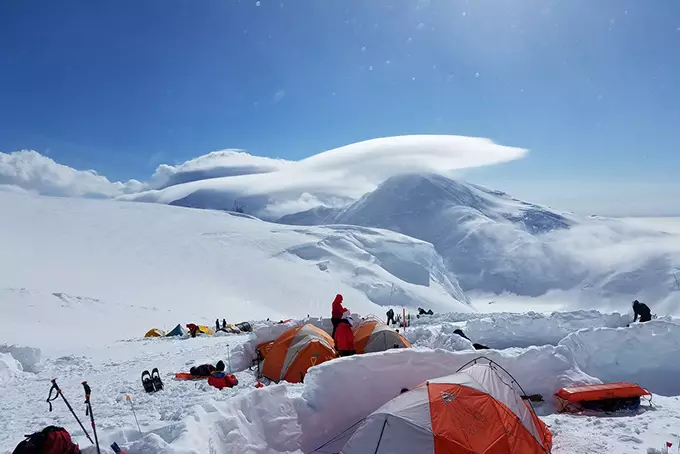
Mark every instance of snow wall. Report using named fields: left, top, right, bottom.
left=121, top=346, right=597, bottom=454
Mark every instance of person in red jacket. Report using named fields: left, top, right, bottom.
left=186, top=323, right=198, bottom=338
left=334, top=311, right=355, bottom=357
left=331, top=293, right=347, bottom=338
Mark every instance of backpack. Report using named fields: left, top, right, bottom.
left=12, top=426, right=80, bottom=454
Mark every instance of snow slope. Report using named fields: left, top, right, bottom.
left=0, top=191, right=470, bottom=352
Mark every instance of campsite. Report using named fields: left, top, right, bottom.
left=3, top=304, right=680, bottom=454
left=2, top=3, right=680, bottom=450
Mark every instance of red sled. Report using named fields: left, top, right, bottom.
left=208, top=373, right=238, bottom=389
left=556, top=382, right=651, bottom=413
left=174, top=373, right=210, bottom=380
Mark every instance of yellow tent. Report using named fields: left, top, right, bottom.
left=196, top=325, right=214, bottom=336
left=144, top=328, right=166, bottom=338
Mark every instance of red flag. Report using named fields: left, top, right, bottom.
left=667, top=442, right=673, bottom=448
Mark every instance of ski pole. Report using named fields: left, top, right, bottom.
left=125, top=395, right=142, bottom=436
left=82, top=381, right=101, bottom=454
left=47, top=379, right=94, bottom=445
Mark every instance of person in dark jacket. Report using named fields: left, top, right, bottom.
left=386, top=308, right=395, bottom=326
left=334, top=311, right=355, bottom=357
left=190, top=360, right=225, bottom=376
left=331, top=294, right=347, bottom=339
left=216, top=319, right=221, bottom=332
left=633, top=300, right=652, bottom=323
left=453, top=329, right=489, bottom=350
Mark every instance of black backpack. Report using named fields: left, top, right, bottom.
left=12, top=426, right=80, bottom=454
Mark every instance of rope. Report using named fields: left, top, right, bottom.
left=308, top=418, right=366, bottom=453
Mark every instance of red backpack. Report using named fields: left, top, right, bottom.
left=208, top=372, right=239, bottom=389
left=12, top=426, right=80, bottom=454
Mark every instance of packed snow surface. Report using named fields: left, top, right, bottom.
left=1, top=310, right=680, bottom=454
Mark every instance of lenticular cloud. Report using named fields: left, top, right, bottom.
left=0, top=135, right=526, bottom=205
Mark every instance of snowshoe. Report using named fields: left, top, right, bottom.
left=151, top=368, right=163, bottom=391
left=141, top=370, right=154, bottom=393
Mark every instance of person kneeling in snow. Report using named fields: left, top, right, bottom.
left=632, top=300, right=652, bottom=323
left=335, top=311, right=356, bottom=357
left=190, top=360, right=225, bottom=377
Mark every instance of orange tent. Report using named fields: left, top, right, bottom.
left=342, top=360, right=552, bottom=454
left=262, top=324, right=337, bottom=383
left=353, top=318, right=411, bottom=354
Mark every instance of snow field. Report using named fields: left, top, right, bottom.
left=3, top=312, right=680, bottom=454
left=0, top=191, right=471, bottom=354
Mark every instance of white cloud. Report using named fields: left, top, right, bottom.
left=149, top=149, right=291, bottom=189
left=0, top=150, right=144, bottom=198
left=1, top=135, right=526, bottom=217
left=273, top=89, right=286, bottom=104
left=122, top=134, right=527, bottom=218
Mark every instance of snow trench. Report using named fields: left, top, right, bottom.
left=121, top=346, right=597, bottom=454
left=559, top=319, right=680, bottom=396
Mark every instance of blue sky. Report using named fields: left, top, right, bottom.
left=1, top=0, right=679, bottom=214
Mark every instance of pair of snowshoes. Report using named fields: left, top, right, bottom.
left=142, top=368, right=163, bottom=393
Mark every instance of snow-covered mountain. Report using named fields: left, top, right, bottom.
left=117, top=135, right=526, bottom=220
left=280, top=173, right=680, bottom=312
left=0, top=191, right=470, bottom=350
left=330, top=173, right=580, bottom=296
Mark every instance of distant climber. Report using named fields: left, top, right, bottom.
left=331, top=294, right=347, bottom=338
left=453, top=329, right=489, bottom=350
left=632, top=300, right=652, bottom=323
left=186, top=323, right=198, bottom=338
left=222, top=319, right=227, bottom=330
left=386, top=308, right=395, bottom=326
left=216, top=319, right=221, bottom=332
left=335, top=311, right=355, bottom=357
left=190, top=360, right=225, bottom=377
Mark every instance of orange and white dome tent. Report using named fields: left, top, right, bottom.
left=341, top=359, right=552, bottom=454
left=353, top=318, right=410, bottom=353
left=262, top=324, right=337, bottom=383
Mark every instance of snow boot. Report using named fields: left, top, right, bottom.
left=141, top=370, right=154, bottom=393
left=151, top=368, right=163, bottom=391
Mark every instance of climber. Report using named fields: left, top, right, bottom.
left=453, top=329, right=490, bottom=350
left=331, top=294, right=347, bottom=339
left=632, top=300, right=652, bottom=323
left=334, top=311, right=355, bottom=357
left=186, top=323, right=198, bottom=338
left=190, top=360, right=225, bottom=377
left=386, top=308, right=395, bottom=326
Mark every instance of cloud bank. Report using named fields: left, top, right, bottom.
left=0, top=150, right=145, bottom=198
left=1, top=135, right=526, bottom=217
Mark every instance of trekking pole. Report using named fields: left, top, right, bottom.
left=46, top=379, right=94, bottom=445
left=82, top=381, right=101, bottom=454
left=125, top=395, right=142, bottom=437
